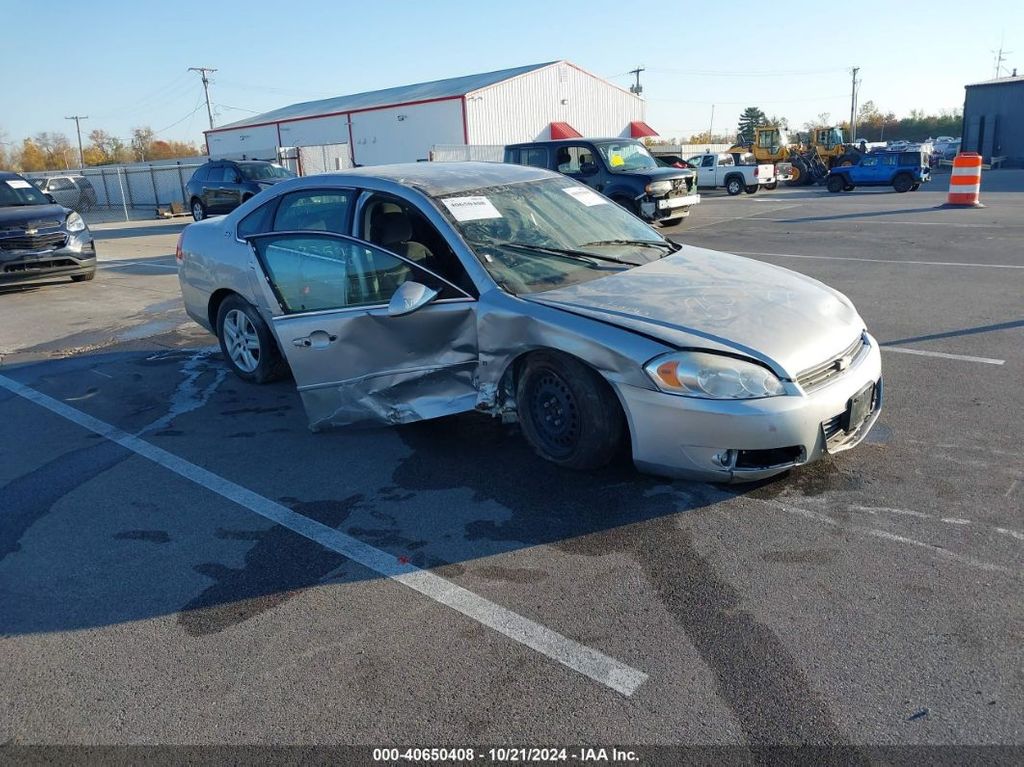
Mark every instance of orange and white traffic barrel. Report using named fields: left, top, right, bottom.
left=946, top=152, right=984, bottom=207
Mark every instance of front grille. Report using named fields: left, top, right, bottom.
left=822, top=413, right=844, bottom=441
left=735, top=446, right=803, bottom=470
left=0, top=219, right=61, bottom=232
left=669, top=177, right=694, bottom=195
left=3, top=258, right=78, bottom=273
left=797, top=335, right=867, bottom=391
left=0, top=232, right=67, bottom=252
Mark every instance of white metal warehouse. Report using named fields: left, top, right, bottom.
left=204, top=60, right=653, bottom=168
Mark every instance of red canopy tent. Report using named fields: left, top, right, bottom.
left=549, top=121, right=583, bottom=139
left=629, top=121, right=659, bottom=139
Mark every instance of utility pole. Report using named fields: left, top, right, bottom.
left=65, top=115, right=88, bottom=168
left=707, top=104, right=715, bottom=145
left=628, top=66, right=645, bottom=96
left=991, top=41, right=1012, bottom=78
left=188, top=66, right=218, bottom=130
left=848, top=67, right=860, bottom=142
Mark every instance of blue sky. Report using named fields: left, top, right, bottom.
left=2, top=0, right=1021, bottom=147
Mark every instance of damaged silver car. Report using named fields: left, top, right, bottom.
left=176, top=162, right=881, bottom=481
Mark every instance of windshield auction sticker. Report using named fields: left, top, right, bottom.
left=562, top=186, right=609, bottom=206
left=6, top=179, right=33, bottom=189
left=442, top=196, right=503, bottom=222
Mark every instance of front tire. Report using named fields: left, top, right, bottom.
left=827, top=175, right=845, bottom=193
left=893, top=174, right=914, bottom=193
left=516, top=352, right=625, bottom=471
left=70, top=270, right=96, bottom=282
left=725, top=177, right=743, bottom=196
left=191, top=198, right=206, bottom=221
left=216, top=295, right=286, bottom=383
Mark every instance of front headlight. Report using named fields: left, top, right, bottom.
left=644, top=351, right=785, bottom=399
left=645, top=180, right=672, bottom=195
left=66, top=212, right=86, bottom=233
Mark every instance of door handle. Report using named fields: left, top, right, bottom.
left=292, top=330, right=338, bottom=349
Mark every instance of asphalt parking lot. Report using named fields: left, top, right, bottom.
left=1, top=172, right=1021, bottom=750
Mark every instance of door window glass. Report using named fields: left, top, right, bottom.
left=701, top=155, right=715, bottom=168
left=860, top=157, right=878, bottom=167
left=253, top=235, right=413, bottom=314
left=554, top=145, right=591, bottom=174
left=238, top=200, right=278, bottom=238
left=273, top=190, right=352, bottom=234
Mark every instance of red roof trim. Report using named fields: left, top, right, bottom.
left=550, top=121, right=583, bottom=139
left=630, top=120, right=659, bottom=138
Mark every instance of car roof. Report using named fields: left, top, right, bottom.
left=319, top=161, right=559, bottom=196
left=0, top=171, right=26, bottom=180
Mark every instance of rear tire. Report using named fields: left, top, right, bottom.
left=744, top=185, right=758, bottom=194
left=655, top=216, right=683, bottom=228
left=216, top=295, right=286, bottom=384
left=516, top=351, right=625, bottom=471
left=893, top=173, right=914, bottom=193
left=191, top=198, right=206, bottom=221
left=764, top=181, right=778, bottom=190
left=725, top=177, right=743, bottom=196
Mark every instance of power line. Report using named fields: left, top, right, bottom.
left=153, top=97, right=206, bottom=136
left=646, top=66, right=847, bottom=77
left=65, top=115, right=87, bottom=168
left=188, top=67, right=218, bottom=130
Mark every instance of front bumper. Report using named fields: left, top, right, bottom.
left=0, top=238, right=96, bottom=285
left=640, top=193, right=701, bottom=221
left=617, top=336, right=883, bottom=482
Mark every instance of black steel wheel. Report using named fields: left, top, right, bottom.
left=827, top=175, right=845, bottom=193
left=516, top=352, right=625, bottom=470
left=893, top=173, right=914, bottom=193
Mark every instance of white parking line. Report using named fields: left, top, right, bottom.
left=881, top=347, right=1005, bottom=365
left=0, top=373, right=648, bottom=697
left=751, top=218, right=994, bottom=228
left=97, top=261, right=178, bottom=270
left=732, top=251, right=1024, bottom=270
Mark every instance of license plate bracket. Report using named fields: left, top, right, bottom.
left=842, top=382, right=874, bottom=433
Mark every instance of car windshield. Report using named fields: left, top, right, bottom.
left=239, top=163, right=294, bottom=181
left=0, top=177, right=52, bottom=207
left=594, top=141, right=658, bottom=173
left=436, top=176, right=675, bottom=295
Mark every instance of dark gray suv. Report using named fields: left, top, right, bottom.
left=1, top=171, right=96, bottom=285
left=185, top=160, right=295, bottom=221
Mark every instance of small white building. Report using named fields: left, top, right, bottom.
left=204, top=60, right=652, bottom=167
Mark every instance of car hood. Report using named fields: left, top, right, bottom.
left=252, top=177, right=291, bottom=188
left=616, top=166, right=695, bottom=181
left=523, top=245, right=865, bottom=378
left=0, top=203, right=69, bottom=229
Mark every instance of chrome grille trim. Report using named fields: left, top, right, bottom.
left=797, top=335, right=867, bottom=391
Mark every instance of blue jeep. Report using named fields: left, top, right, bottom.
left=826, top=151, right=931, bottom=193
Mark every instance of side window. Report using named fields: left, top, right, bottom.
left=362, top=194, right=474, bottom=296
left=273, top=190, right=352, bottom=234
left=224, top=165, right=241, bottom=182
left=522, top=148, right=547, bottom=168
left=238, top=200, right=278, bottom=238
left=75, top=177, right=95, bottom=192
left=701, top=155, right=715, bottom=168
left=554, top=145, right=590, bottom=174
left=51, top=177, right=76, bottom=191
left=860, top=157, right=878, bottom=167
left=881, top=155, right=898, bottom=166
left=253, top=235, right=414, bottom=314
left=191, top=166, right=209, bottom=183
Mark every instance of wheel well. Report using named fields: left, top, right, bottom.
left=725, top=173, right=743, bottom=184
left=504, top=348, right=632, bottom=448
left=207, top=288, right=238, bottom=331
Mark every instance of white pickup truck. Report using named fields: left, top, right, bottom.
left=687, top=152, right=776, bottom=195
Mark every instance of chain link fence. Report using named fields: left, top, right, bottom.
left=24, top=161, right=204, bottom=215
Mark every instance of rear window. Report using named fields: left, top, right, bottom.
left=900, top=152, right=925, bottom=166
left=74, top=177, right=95, bottom=191
left=734, top=152, right=757, bottom=166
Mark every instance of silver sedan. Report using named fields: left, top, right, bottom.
left=176, top=162, right=881, bottom=482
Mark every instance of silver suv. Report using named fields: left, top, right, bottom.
left=31, top=175, right=98, bottom=212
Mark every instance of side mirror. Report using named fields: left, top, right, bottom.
left=388, top=281, right=439, bottom=317
left=579, top=161, right=599, bottom=176
left=45, top=193, right=57, bottom=204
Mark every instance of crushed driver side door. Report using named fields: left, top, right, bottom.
left=249, top=231, right=479, bottom=429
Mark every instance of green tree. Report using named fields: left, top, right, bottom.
left=737, top=107, right=767, bottom=144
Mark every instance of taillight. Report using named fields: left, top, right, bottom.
left=175, top=233, right=184, bottom=264
left=754, top=167, right=759, bottom=177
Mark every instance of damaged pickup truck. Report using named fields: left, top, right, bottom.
left=176, top=162, right=881, bottom=482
